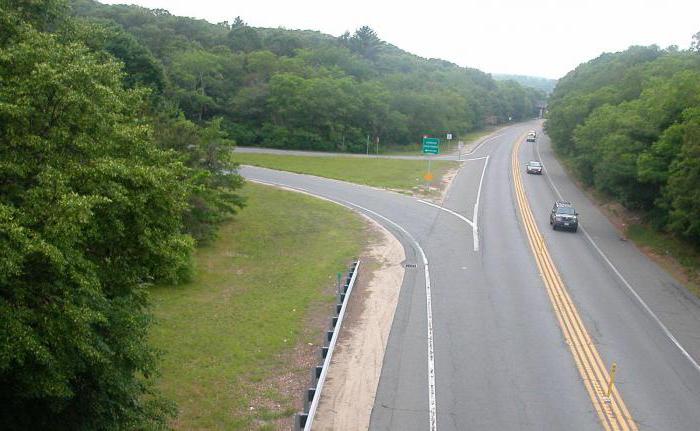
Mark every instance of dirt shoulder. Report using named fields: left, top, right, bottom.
left=312, top=217, right=406, bottom=431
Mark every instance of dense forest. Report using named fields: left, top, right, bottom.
left=493, top=73, right=557, bottom=94
left=69, top=0, right=545, bottom=152
left=545, top=39, right=700, bottom=246
left=0, top=0, right=244, bottom=428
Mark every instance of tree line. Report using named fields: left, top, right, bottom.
left=546, top=38, right=700, bottom=246
left=0, top=0, right=244, bottom=428
left=70, top=0, right=545, bottom=152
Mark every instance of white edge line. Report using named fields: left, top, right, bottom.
left=417, top=200, right=475, bottom=229
left=461, top=155, right=489, bottom=162
left=473, top=155, right=490, bottom=228
left=248, top=178, right=439, bottom=430
left=534, top=138, right=700, bottom=373
left=415, top=155, right=490, bottom=253
left=466, top=133, right=505, bottom=155
left=417, top=199, right=478, bottom=252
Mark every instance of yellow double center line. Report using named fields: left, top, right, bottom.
left=511, top=134, right=638, bottom=431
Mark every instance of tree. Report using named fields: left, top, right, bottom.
left=227, top=17, right=262, bottom=52
left=348, top=25, right=383, bottom=61
left=78, top=18, right=165, bottom=92
left=153, top=115, right=245, bottom=242
left=691, top=31, right=700, bottom=52
left=0, top=3, right=192, bottom=428
left=546, top=44, right=700, bottom=245
left=664, top=108, right=700, bottom=242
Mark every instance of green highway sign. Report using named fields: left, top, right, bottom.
left=422, top=137, right=440, bottom=154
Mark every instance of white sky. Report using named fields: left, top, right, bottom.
left=100, top=0, right=699, bottom=79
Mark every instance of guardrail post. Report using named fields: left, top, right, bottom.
left=293, top=260, right=360, bottom=431
left=304, top=387, right=315, bottom=411
left=294, top=413, right=307, bottom=431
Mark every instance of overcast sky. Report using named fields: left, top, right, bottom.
left=100, top=0, right=699, bottom=79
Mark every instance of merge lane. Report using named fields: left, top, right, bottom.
left=520, top=126, right=700, bottom=430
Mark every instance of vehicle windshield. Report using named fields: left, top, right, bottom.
left=557, top=207, right=575, bottom=215
left=529, top=162, right=542, bottom=167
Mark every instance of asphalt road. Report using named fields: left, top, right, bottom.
left=240, top=121, right=700, bottom=430
left=234, top=127, right=507, bottom=161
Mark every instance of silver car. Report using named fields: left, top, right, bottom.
left=526, top=161, right=543, bottom=174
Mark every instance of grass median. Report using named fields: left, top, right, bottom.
left=149, top=182, right=369, bottom=429
left=232, top=153, right=457, bottom=193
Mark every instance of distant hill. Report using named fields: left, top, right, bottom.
left=69, top=0, right=545, bottom=151
left=493, top=74, right=557, bottom=94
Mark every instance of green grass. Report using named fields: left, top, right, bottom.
left=149, top=183, right=367, bottom=429
left=232, top=153, right=457, bottom=192
left=626, top=224, right=700, bottom=296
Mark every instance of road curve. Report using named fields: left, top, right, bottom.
left=239, top=120, right=700, bottom=430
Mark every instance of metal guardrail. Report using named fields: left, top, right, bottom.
left=294, top=260, right=360, bottom=431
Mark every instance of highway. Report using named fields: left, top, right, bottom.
left=240, top=121, right=700, bottom=430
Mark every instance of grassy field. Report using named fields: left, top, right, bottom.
left=149, top=183, right=368, bottom=429
left=232, top=153, right=457, bottom=192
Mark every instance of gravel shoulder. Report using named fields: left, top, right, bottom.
left=312, top=217, right=405, bottom=431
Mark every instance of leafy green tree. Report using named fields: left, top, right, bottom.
left=227, top=17, right=262, bottom=52
left=346, top=26, right=383, bottom=61
left=0, top=3, right=193, bottom=428
left=75, top=17, right=165, bottom=92
left=546, top=44, right=700, bottom=245
left=264, top=30, right=302, bottom=56
left=663, top=108, right=700, bottom=242
left=153, top=115, right=245, bottom=242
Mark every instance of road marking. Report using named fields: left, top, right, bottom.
left=535, top=139, right=700, bottom=374
left=473, top=155, right=489, bottom=235
left=417, top=200, right=475, bottom=229
left=467, top=133, right=505, bottom=155
left=417, top=200, right=477, bottom=251
left=512, top=134, right=638, bottom=431
left=247, top=178, right=438, bottom=431
left=416, top=155, right=488, bottom=252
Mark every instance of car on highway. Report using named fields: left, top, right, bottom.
left=526, top=161, right=543, bottom=174
left=526, top=131, right=536, bottom=142
left=550, top=200, right=579, bottom=232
